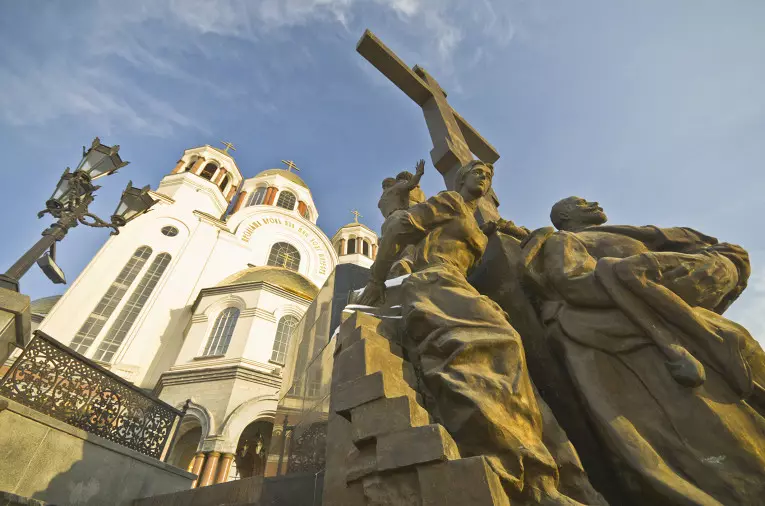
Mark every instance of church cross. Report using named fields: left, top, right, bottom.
left=351, top=209, right=362, bottom=223
left=281, top=159, right=300, bottom=173
left=357, top=29, right=500, bottom=221
left=220, top=141, right=236, bottom=154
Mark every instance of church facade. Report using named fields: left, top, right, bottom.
left=34, top=144, right=378, bottom=483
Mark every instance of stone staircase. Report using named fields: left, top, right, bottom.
left=325, top=311, right=510, bottom=506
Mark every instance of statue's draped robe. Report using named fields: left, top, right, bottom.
left=394, top=191, right=604, bottom=505
left=524, top=225, right=765, bottom=505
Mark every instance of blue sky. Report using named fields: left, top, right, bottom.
left=1, top=0, right=764, bottom=339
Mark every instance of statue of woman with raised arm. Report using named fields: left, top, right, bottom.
left=358, top=161, right=604, bottom=505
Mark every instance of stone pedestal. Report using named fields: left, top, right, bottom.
left=323, top=311, right=511, bottom=506
left=0, top=287, right=30, bottom=367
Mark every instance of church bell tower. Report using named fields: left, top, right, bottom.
left=159, top=144, right=244, bottom=217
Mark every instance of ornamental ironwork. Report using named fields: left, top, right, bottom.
left=0, top=331, right=184, bottom=460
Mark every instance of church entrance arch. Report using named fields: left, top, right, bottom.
left=232, top=419, right=274, bottom=480
left=168, top=422, right=203, bottom=471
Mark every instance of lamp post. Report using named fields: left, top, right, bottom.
left=0, top=138, right=157, bottom=292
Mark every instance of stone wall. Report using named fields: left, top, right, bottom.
left=0, top=396, right=194, bottom=506
left=131, top=472, right=320, bottom=506
left=131, top=476, right=263, bottom=506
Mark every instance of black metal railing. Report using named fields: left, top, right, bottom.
left=0, top=330, right=185, bottom=460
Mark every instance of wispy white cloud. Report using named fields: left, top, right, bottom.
left=94, top=0, right=519, bottom=73
left=0, top=0, right=523, bottom=136
left=0, top=56, right=197, bottom=137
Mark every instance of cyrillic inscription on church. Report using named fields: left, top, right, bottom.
left=241, top=218, right=329, bottom=275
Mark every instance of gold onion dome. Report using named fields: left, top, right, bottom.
left=255, top=169, right=308, bottom=189
left=30, top=295, right=62, bottom=318
left=216, top=266, right=318, bottom=299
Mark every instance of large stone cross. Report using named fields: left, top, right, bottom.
left=357, top=29, right=501, bottom=221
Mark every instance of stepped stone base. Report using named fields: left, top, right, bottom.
left=324, top=311, right=511, bottom=506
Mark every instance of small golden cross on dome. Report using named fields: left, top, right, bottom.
left=351, top=210, right=362, bottom=223
left=220, top=141, right=236, bottom=153
left=281, top=159, right=300, bottom=172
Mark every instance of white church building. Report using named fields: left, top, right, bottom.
left=32, top=144, right=378, bottom=485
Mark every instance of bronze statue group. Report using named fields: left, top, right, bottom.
left=358, top=160, right=765, bottom=506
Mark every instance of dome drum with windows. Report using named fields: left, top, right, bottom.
left=232, top=162, right=317, bottom=223
left=331, top=211, right=379, bottom=269
left=169, top=145, right=244, bottom=205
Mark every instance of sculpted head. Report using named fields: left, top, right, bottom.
left=382, top=177, right=397, bottom=190
left=550, top=196, right=607, bottom=231
left=456, top=160, right=494, bottom=200
left=396, top=170, right=414, bottom=182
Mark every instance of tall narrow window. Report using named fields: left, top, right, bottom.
left=200, top=163, right=217, bottom=180
left=347, top=237, right=356, bottom=254
left=267, top=242, right=300, bottom=272
left=93, top=253, right=172, bottom=362
left=70, top=246, right=152, bottom=354
left=362, top=240, right=370, bottom=256
left=203, top=307, right=239, bottom=356
left=218, top=173, right=230, bottom=191
left=271, top=315, right=299, bottom=365
left=247, top=187, right=267, bottom=206
left=184, top=158, right=197, bottom=172
left=276, top=191, right=296, bottom=210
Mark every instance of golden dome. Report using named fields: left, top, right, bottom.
left=216, top=266, right=318, bottom=299
left=30, top=295, right=62, bottom=317
left=255, top=169, right=308, bottom=189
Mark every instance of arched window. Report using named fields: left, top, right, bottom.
left=267, top=242, right=301, bottom=271
left=297, top=201, right=310, bottom=220
left=247, top=187, right=267, bottom=206
left=276, top=191, right=296, bottom=210
left=347, top=237, right=356, bottom=254
left=202, top=307, right=240, bottom=356
left=200, top=163, right=217, bottom=181
left=93, top=253, right=172, bottom=362
left=70, top=246, right=152, bottom=354
left=218, top=173, right=230, bottom=191
left=271, top=315, right=299, bottom=365
left=184, top=157, right=197, bottom=172
left=362, top=240, right=370, bottom=257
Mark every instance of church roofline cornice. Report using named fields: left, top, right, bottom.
left=148, top=191, right=174, bottom=205
left=331, top=221, right=379, bottom=239
left=159, top=173, right=229, bottom=209
left=191, top=280, right=313, bottom=312
left=157, top=361, right=282, bottom=390
left=193, top=210, right=229, bottom=230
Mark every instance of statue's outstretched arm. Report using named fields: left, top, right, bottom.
left=403, top=159, right=425, bottom=190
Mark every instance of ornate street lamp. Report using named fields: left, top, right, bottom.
left=0, top=138, right=157, bottom=292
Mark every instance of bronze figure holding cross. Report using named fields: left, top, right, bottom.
left=357, top=29, right=501, bottom=223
